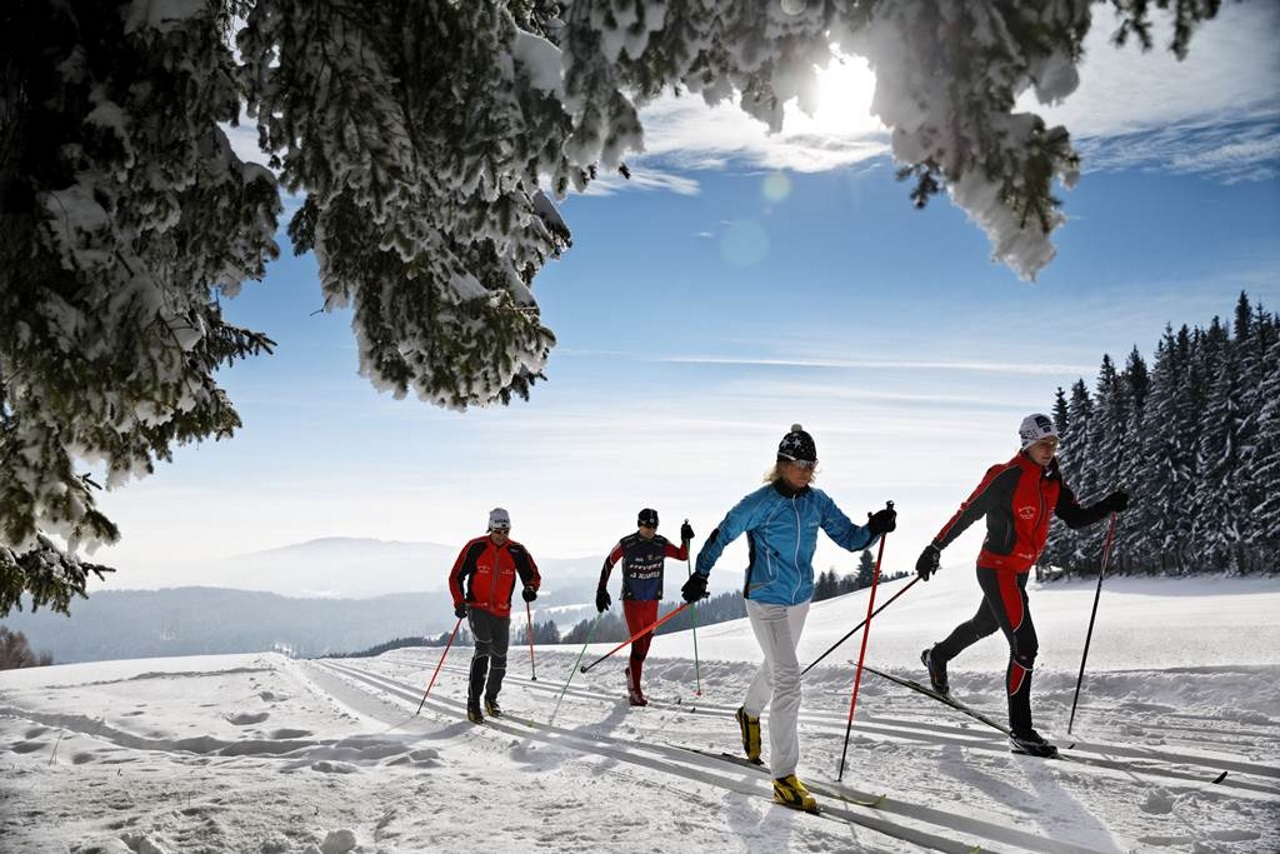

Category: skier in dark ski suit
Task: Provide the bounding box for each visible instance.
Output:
[915,413,1129,756]
[596,508,693,705]
[449,507,541,724]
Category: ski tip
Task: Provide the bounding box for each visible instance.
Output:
[1212,770,1229,784]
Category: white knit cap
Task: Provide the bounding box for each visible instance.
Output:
[488,507,511,531]
[1018,414,1059,450]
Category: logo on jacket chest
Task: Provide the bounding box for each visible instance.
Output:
[1017,505,1037,520]
[480,560,513,576]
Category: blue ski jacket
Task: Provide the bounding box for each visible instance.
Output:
[694,481,879,606]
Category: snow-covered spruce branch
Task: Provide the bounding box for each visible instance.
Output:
[0,0,1229,613]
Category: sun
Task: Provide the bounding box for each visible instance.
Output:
[789,52,883,137]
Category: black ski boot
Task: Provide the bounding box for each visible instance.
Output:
[920,646,950,696]
[483,696,502,718]
[1010,728,1059,758]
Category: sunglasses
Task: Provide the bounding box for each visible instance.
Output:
[639,521,658,529]
[786,459,818,470]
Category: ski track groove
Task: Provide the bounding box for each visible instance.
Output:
[312,658,1264,854]
[385,657,1278,793]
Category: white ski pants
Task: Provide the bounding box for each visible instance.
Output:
[743,599,810,779]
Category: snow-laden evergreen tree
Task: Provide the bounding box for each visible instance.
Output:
[2,1,280,615]
[1252,328,1280,551]
[1234,296,1278,565]
[1048,378,1096,569]
[1,0,1232,614]
[1137,327,1193,573]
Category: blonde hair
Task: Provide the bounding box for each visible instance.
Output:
[764,462,818,483]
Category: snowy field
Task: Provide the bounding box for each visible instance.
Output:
[2,565,1278,853]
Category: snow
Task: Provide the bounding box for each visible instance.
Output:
[2,567,1278,853]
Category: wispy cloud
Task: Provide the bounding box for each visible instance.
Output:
[635,93,889,175]
[626,4,1278,184]
[656,354,1097,376]
[1026,3,1279,178]
[1077,118,1280,182]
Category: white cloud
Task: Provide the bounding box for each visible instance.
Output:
[622,5,1278,184]
[1030,4,1280,136]
[657,354,1097,377]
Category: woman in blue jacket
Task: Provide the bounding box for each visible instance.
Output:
[683,424,896,813]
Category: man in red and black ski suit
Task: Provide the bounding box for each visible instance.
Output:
[449,507,541,723]
[915,413,1129,756]
[596,508,694,705]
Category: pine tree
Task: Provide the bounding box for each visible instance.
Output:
[1,0,1232,614]
[1251,325,1280,554]
[854,550,876,591]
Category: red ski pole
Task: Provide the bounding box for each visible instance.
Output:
[838,502,892,782]
[580,603,689,673]
[416,616,463,714]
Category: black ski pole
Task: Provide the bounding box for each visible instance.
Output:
[1067,512,1118,734]
[801,575,921,677]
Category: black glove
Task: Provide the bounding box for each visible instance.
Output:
[595,587,611,613]
[521,587,537,603]
[916,545,941,581]
[1101,490,1130,513]
[681,573,709,603]
[867,506,897,537]
[454,603,467,619]
[680,521,695,542]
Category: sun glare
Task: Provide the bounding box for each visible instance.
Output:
[790,53,882,137]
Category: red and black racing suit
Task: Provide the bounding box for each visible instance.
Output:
[598,533,688,688]
[929,453,1108,733]
[449,535,541,706]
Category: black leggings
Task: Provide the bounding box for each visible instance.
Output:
[467,609,511,704]
[932,568,1038,732]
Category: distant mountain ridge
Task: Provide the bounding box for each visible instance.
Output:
[1,587,452,663]
[1,537,749,663]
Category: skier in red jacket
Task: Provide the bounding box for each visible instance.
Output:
[596,508,694,706]
[915,413,1129,757]
[449,507,541,723]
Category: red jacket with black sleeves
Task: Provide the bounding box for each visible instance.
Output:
[932,453,1107,574]
[449,535,541,619]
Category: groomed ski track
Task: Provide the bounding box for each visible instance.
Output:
[308,654,1279,854]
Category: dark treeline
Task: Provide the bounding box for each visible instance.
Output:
[557,591,749,647]
[814,550,909,600]
[333,626,473,658]
[557,562,878,648]
[0,626,52,669]
[1042,292,1279,578]
[334,559,891,656]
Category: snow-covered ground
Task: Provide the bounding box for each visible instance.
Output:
[2,566,1278,853]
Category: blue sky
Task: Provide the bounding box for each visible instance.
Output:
[95,5,1279,594]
